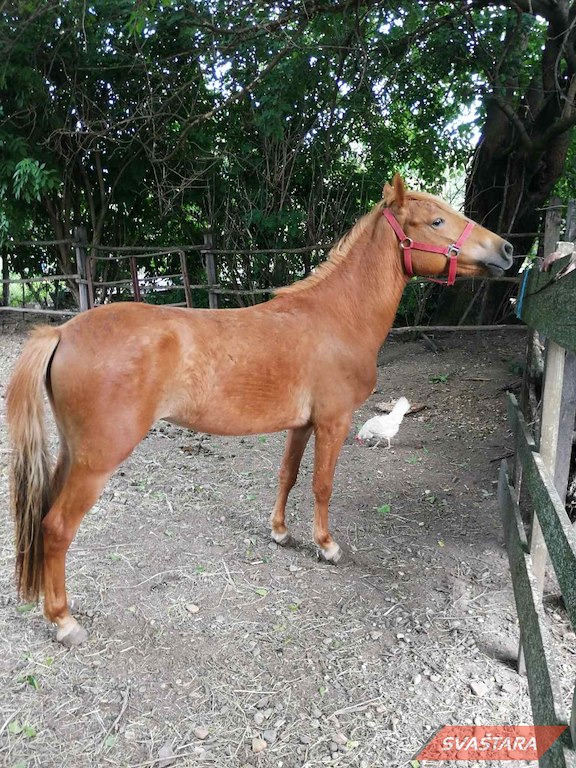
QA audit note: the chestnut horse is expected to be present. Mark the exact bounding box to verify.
[6,175,513,646]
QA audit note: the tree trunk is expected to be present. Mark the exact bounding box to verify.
[441,0,576,324]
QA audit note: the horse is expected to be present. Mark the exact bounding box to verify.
[6,175,513,646]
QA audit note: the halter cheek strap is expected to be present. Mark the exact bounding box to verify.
[382,208,475,286]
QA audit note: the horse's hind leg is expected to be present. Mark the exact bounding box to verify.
[270,425,313,544]
[50,438,71,500]
[42,463,111,647]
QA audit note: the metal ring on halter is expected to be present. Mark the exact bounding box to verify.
[399,237,413,249]
[446,244,461,257]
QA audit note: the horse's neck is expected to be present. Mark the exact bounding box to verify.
[311,224,408,351]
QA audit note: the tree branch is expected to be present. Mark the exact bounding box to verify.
[159,41,297,164]
[507,0,561,19]
[486,93,534,151]
[534,73,576,146]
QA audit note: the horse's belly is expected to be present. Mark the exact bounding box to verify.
[165,385,312,436]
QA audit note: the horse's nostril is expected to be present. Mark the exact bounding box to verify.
[502,240,514,259]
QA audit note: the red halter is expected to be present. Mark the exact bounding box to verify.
[382,208,475,286]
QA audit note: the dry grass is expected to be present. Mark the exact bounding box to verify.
[1,326,573,768]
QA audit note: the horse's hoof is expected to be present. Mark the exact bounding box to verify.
[56,619,88,648]
[271,528,291,546]
[319,542,342,563]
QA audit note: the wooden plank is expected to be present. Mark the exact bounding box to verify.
[1,245,8,306]
[566,200,576,244]
[498,462,570,768]
[543,198,564,257]
[128,256,142,302]
[0,306,77,317]
[506,389,536,502]
[530,341,566,595]
[178,250,194,308]
[508,395,576,632]
[554,351,576,503]
[519,329,536,434]
[501,418,530,677]
[202,232,219,309]
[506,392,535,561]
[506,392,537,453]
[1,273,81,285]
[521,256,576,353]
[520,444,576,633]
[563,744,576,768]
[73,226,90,312]
[388,324,526,334]
[510,440,576,762]
[572,686,576,761]
[507,397,576,757]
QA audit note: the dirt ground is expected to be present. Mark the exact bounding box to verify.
[1,323,575,768]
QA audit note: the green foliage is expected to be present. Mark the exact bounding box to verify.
[12,160,59,203]
[15,603,36,614]
[7,719,36,738]
[21,674,40,689]
[0,1,574,316]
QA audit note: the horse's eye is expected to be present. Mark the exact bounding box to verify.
[431,218,445,227]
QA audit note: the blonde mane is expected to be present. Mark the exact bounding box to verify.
[275,200,386,297]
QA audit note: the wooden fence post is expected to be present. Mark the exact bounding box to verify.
[566,199,576,243]
[203,232,219,309]
[129,255,142,302]
[178,250,194,308]
[74,226,90,311]
[517,197,563,675]
[531,198,576,583]
[554,352,576,503]
[532,342,567,576]
[1,244,9,307]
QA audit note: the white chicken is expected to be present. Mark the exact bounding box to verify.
[356,397,411,448]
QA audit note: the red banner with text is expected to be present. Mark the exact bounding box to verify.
[416,725,567,761]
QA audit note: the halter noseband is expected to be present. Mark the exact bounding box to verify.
[382,208,475,286]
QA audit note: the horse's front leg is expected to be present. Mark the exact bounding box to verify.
[312,416,352,562]
[270,425,313,544]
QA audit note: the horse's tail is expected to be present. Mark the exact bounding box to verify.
[6,326,61,602]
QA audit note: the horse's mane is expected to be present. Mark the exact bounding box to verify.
[273,189,457,297]
[274,200,387,297]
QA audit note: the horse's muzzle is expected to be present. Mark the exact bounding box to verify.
[485,240,514,275]
[502,240,514,261]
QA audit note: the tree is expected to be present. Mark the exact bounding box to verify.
[0,0,220,301]
[1,0,574,316]
[465,1,576,255]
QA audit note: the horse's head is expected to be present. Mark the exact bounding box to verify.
[382,175,513,283]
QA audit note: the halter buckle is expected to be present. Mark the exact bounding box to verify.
[399,237,413,250]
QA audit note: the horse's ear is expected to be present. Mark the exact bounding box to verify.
[392,173,406,208]
[382,182,394,205]
[382,174,407,208]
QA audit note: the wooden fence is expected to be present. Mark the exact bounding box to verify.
[499,203,576,767]
[1,230,335,313]
[0,221,534,316]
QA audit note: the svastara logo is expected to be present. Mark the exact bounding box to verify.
[416,725,568,761]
